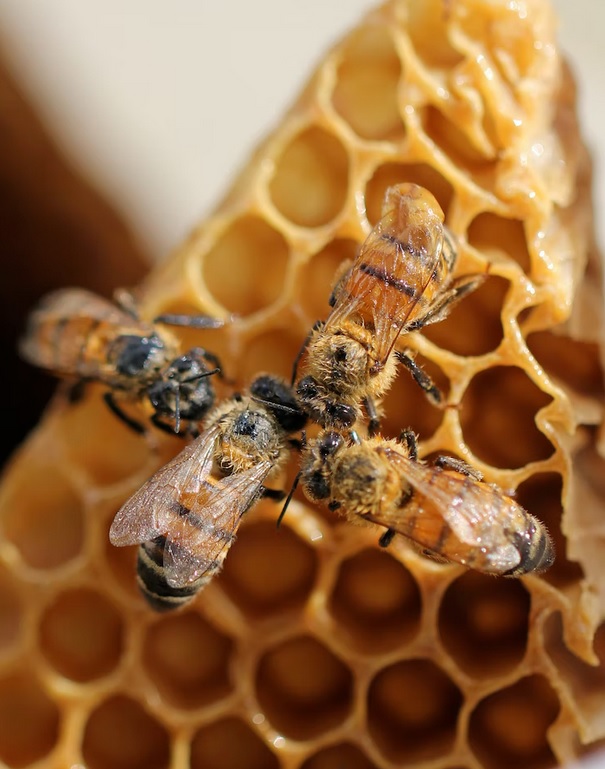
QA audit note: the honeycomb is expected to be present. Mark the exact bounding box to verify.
[1,0,605,767]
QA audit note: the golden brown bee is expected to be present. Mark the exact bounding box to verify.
[294,183,484,433]
[109,375,307,611]
[292,429,554,578]
[19,287,224,435]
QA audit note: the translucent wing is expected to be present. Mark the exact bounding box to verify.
[162,459,274,587]
[326,188,447,366]
[109,424,221,546]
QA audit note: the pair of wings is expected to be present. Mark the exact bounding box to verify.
[373,447,525,574]
[109,424,274,587]
[327,190,449,366]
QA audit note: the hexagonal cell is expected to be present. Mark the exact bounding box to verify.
[422,106,497,170]
[1,462,84,570]
[103,515,140,601]
[269,126,349,227]
[526,332,605,398]
[332,24,404,141]
[515,472,582,587]
[461,366,554,469]
[300,741,378,769]
[142,611,233,710]
[368,658,462,763]
[190,717,279,769]
[39,587,124,683]
[365,162,454,225]
[405,0,464,69]
[300,238,358,322]
[439,571,530,678]
[0,671,60,768]
[256,634,353,740]
[203,215,290,316]
[467,212,531,273]
[239,328,305,384]
[468,675,559,769]
[329,548,421,653]
[219,519,318,618]
[82,695,170,769]
[422,275,509,358]
[0,567,23,653]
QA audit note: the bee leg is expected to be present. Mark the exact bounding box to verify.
[409,274,486,330]
[398,429,418,461]
[395,350,442,405]
[291,320,324,386]
[378,529,396,548]
[363,396,381,437]
[153,313,225,330]
[261,487,287,502]
[434,454,483,481]
[64,378,88,404]
[103,392,146,435]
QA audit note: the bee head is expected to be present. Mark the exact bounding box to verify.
[249,375,307,433]
[112,334,166,377]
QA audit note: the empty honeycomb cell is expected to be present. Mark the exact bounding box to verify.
[240,328,306,384]
[255,634,353,740]
[527,332,605,398]
[331,24,404,141]
[39,587,124,683]
[203,215,290,317]
[404,0,464,69]
[1,462,84,570]
[300,741,378,769]
[142,611,233,710]
[0,568,22,652]
[367,658,462,764]
[438,571,530,678]
[189,717,279,769]
[219,518,318,618]
[515,472,582,587]
[423,106,497,168]
[467,212,531,274]
[468,675,559,769]
[82,695,170,769]
[0,672,60,768]
[461,366,554,469]
[423,275,508,357]
[365,161,454,224]
[300,238,358,322]
[379,351,448,440]
[268,126,349,227]
[329,547,421,653]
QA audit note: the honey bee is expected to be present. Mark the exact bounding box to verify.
[19,287,224,435]
[290,429,554,577]
[109,375,307,611]
[294,183,484,433]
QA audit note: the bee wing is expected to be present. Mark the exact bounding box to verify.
[109,424,221,547]
[327,203,446,366]
[162,459,274,587]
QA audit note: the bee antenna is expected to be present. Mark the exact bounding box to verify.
[181,366,221,384]
[276,471,301,528]
[174,386,181,434]
[250,395,299,414]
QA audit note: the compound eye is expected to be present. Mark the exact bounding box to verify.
[325,402,356,428]
[320,431,344,457]
[297,376,319,400]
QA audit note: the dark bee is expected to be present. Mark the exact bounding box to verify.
[109,375,307,611]
[19,287,224,434]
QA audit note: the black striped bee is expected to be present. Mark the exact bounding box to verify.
[109,375,307,611]
[19,287,224,434]
[293,183,484,433]
[286,429,554,578]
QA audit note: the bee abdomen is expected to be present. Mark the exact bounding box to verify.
[504,517,555,577]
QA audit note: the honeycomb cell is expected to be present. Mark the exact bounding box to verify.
[332,24,404,141]
[240,328,305,383]
[329,548,421,653]
[1,463,84,570]
[0,672,60,768]
[467,212,531,273]
[39,587,124,683]
[190,717,279,769]
[82,695,170,769]
[219,519,318,618]
[439,571,530,678]
[256,634,353,740]
[269,126,349,227]
[468,675,559,769]
[300,742,378,769]
[142,611,233,710]
[423,275,508,357]
[461,366,554,469]
[365,161,454,224]
[368,658,462,763]
[0,568,22,652]
[103,518,140,600]
[423,106,497,168]
[300,238,358,322]
[405,0,464,69]
[203,215,290,316]
[515,472,582,587]
[527,332,605,398]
